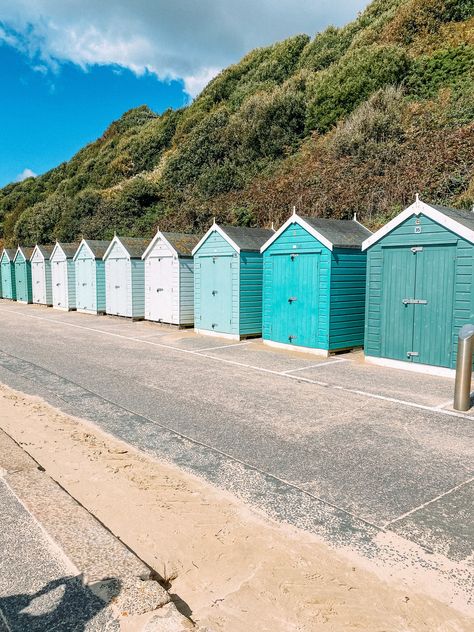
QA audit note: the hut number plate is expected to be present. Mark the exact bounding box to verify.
[414,226,422,233]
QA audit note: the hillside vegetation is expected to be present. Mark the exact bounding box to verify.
[1,0,473,246]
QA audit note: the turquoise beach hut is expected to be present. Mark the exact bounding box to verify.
[74,239,109,314]
[0,249,16,300]
[363,197,474,375]
[14,246,34,304]
[30,245,53,306]
[260,212,371,356]
[103,236,149,319]
[192,223,274,339]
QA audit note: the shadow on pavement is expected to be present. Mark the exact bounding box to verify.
[0,575,121,631]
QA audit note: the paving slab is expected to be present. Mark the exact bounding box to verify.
[296,358,455,408]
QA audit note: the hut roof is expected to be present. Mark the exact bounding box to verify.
[161,232,201,257]
[300,217,372,248]
[82,240,111,259]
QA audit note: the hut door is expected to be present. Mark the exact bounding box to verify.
[32,262,44,304]
[270,252,320,347]
[200,255,233,332]
[148,257,173,322]
[382,245,455,366]
[53,261,68,307]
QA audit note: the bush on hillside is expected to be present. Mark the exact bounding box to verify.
[306,45,410,132]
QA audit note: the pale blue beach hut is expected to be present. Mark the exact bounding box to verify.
[192,223,274,339]
[74,239,110,314]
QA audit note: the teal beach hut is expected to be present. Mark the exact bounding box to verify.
[261,212,371,356]
[14,246,34,304]
[192,223,274,339]
[363,196,474,376]
[74,239,110,314]
[30,245,53,306]
[0,249,16,300]
[103,236,149,319]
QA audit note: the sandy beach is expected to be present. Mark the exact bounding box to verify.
[0,383,472,631]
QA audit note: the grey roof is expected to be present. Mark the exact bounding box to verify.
[221,226,275,251]
[34,245,54,260]
[118,237,150,258]
[57,242,80,258]
[428,204,474,233]
[83,240,111,259]
[161,232,201,257]
[300,217,372,248]
[18,246,34,259]
[2,248,17,260]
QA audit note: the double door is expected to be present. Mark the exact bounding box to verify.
[106,259,129,315]
[269,252,320,347]
[76,259,96,311]
[32,261,45,304]
[381,245,455,367]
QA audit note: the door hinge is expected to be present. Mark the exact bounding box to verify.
[402,299,428,305]
[406,351,419,357]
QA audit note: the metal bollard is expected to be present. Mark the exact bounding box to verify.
[453,324,474,411]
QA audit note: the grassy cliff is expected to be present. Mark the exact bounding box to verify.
[1,0,473,246]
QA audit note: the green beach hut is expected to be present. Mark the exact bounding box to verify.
[363,197,474,375]
[1,249,17,300]
[74,239,110,314]
[261,212,371,356]
[14,246,34,304]
[192,223,274,339]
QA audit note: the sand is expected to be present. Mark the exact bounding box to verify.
[0,384,472,631]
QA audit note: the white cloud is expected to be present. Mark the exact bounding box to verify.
[0,1,367,97]
[15,168,37,182]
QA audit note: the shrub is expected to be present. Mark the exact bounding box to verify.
[306,45,410,132]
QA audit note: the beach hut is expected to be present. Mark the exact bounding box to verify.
[30,245,53,306]
[261,213,371,356]
[103,236,149,319]
[362,196,474,375]
[0,249,16,300]
[192,223,274,339]
[50,242,79,311]
[142,231,200,326]
[14,246,34,304]
[73,240,110,314]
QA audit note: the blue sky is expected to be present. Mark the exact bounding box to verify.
[0,0,367,187]
[0,42,187,186]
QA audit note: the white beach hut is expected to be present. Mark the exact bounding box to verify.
[103,236,149,319]
[50,242,79,311]
[142,231,200,326]
[30,245,53,306]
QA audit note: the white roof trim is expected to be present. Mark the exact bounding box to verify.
[362,199,474,250]
[192,222,241,255]
[30,244,45,262]
[0,249,13,262]
[50,242,66,261]
[102,235,131,261]
[260,214,334,253]
[142,230,176,259]
[14,246,30,262]
[73,239,93,261]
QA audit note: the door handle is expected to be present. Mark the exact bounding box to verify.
[288,296,297,303]
[402,299,428,305]
[156,288,163,292]
[212,290,218,295]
